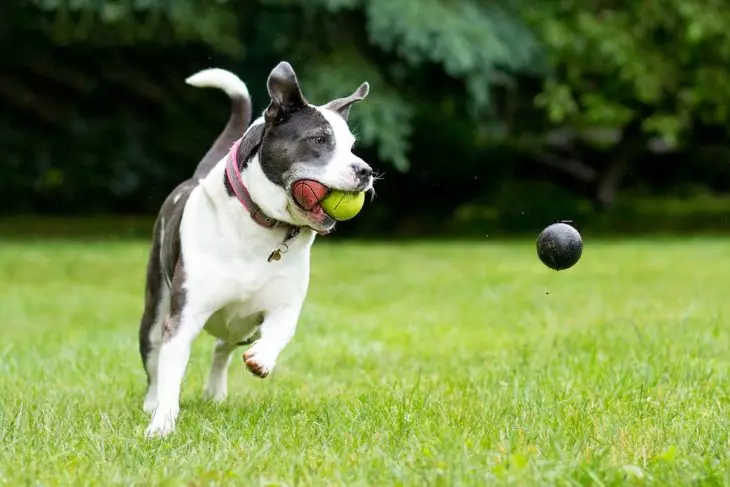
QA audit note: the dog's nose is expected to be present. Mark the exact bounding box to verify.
[352,163,372,180]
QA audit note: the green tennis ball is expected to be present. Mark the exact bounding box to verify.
[320,191,365,221]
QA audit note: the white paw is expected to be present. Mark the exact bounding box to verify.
[143,399,157,415]
[145,407,179,439]
[143,390,158,415]
[243,343,277,378]
[203,383,227,403]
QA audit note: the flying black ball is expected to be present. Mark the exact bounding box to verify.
[536,222,583,271]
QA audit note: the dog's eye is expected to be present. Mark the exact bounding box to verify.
[311,136,326,145]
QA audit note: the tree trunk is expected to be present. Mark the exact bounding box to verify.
[594,119,644,210]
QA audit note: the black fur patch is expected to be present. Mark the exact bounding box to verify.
[194,94,252,180]
[159,180,196,287]
[224,123,265,197]
[162,257,187,342]
[259,106,335,187]
[323,82,369,121]
[138,179,195,380]
[138,218,164,382]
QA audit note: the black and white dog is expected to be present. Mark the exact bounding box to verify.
[138,61,373,438]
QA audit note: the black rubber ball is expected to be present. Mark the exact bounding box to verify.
[536,222,583,271]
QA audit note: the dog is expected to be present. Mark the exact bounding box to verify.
[138,61,373,438]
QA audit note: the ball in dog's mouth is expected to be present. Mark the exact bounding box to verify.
[292,179,329,209]
[291,179,333,225]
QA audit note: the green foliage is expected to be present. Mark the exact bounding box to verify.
[17,0,542,174]
[523,1,730,148]
[365,0,543,111]
[30,0,244,55]
[299,54,415,171]
[260,0,544,169]
[6,0,730,218]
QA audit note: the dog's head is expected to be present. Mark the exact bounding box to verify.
[240,62,373,233]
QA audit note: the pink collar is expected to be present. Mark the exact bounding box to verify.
[225,138,330,238]
[225,138,288,230]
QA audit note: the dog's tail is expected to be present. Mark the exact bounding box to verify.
[186,68,253,180]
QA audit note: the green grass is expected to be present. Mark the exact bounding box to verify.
[0,238,729,486]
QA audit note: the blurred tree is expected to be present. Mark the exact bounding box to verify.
[3,0,730,231]
[2,0,543,214]
[519,0,730,207]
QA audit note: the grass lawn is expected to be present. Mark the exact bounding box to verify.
[0,238,728,486]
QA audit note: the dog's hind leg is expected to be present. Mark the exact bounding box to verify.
[139,285,170,414]
[145,260,212,439]
[138,218,171,414]
[203,339,238,402]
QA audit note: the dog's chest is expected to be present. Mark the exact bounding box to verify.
[199,258,299,341]
[204,303,263,343]
[181,188,314,343]
[193,242,311,344]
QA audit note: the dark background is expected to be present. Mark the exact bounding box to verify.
[3,0,730,239]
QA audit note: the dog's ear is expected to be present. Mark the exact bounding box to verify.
[265,61,307,125]
[236,123,265,169]
[323,82,369,120]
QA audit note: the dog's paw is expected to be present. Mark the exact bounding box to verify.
[143,389,158,415]
[203,384,227,403]
[145,407,178,439]
[243,344,276,378]
[143,398,158,415]
[145,422,174,439]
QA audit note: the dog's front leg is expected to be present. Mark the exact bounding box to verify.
[243,306,301,378]
[145,307,210,439]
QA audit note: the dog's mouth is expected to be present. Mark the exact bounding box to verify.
[289,179,336,229]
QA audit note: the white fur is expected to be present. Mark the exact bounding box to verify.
[203,339,238,402]
[159,216,165,248]
[145,125,318,438]
[313,107,367,190]
[185,68,250,99]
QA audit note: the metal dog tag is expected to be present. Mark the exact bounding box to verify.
[266,227,300,263]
